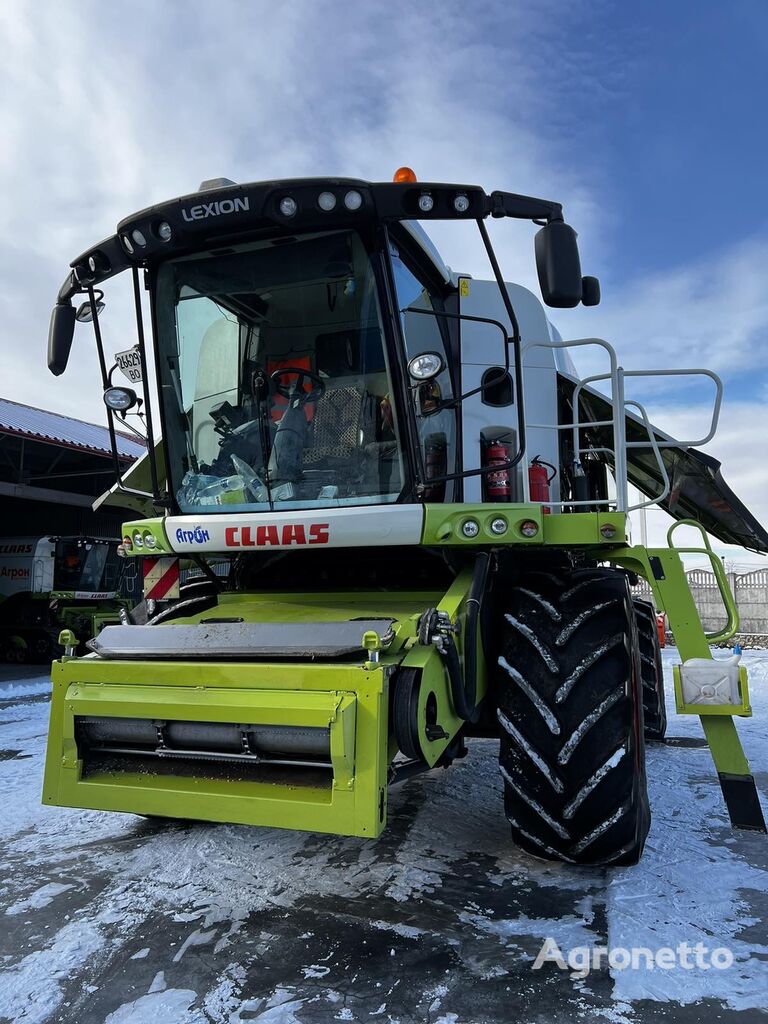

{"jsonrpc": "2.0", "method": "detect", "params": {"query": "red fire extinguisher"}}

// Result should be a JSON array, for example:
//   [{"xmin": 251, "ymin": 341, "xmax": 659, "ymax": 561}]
[
  {"xmin": 483, "ymin": 439, "xmax": 512, "ymax": 501},
  {"xmin": 528, "ymin": 457, "xmax": 557, "ymax": 514}
]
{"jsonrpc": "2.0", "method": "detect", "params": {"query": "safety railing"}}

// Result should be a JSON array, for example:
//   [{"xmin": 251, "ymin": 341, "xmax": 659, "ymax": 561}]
[{"xmin": 520, "ymin": 338, "xmax": 723, "ymax": 513}]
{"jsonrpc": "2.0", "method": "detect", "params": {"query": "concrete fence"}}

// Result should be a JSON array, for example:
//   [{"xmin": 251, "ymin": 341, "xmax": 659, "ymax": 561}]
[{"xmin": 634, "ymin": 567, "xmax": 768, "ymax": 635}]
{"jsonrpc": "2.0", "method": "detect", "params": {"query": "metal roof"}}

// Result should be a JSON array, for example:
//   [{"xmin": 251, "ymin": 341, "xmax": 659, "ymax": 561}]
[{"xmin": 0, "ymin": 397, "xmax": 145, "ymax": 460}]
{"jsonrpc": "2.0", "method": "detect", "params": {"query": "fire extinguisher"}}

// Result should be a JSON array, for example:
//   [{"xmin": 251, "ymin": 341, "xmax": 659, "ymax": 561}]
[
  {"xmin": 528, "ymin": 457, "xmax": 557, "ymax": 514},
  {"xmin": 483, "ymin": 439, "xmax": 511, "ymax": 501}
]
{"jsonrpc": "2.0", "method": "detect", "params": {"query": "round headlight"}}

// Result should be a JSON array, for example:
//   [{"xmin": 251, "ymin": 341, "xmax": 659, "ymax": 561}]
[
  {"xmin": 418, "ymin": 193, "xmax": 434, "ymax": 212},
  {"xmin": 132, "ymin": 530, "xmax": 144, "ymax": 548},
  {"xmin": 520, "ymin": 519, "xmax": 539, "ymax": 538},
  {"xmin": 318, "ymin": 191, "xmax": 337, "ymax": 211},
  {"xmin": 600, "ymin": 523, "xmax": 618, "ymax": 539},
  {"xmin": 122, "ymin": 234, "xmax": 134, "ymax": 254},
  {"xmin": 279, "ymin": 196, "xmax": 298, "ymax": 217},
  {"xmin": 453, "ymin": 194, "xmax": 470, "ymax": 213},
  {"xmin": 103, "ymin": 386, "xmax": 138, "ymax": 411},
  {"xmin": 461, "ymin": 519, "xmax": 480, "ymax": 539},
  {"xmin": 407, "ymin": 352, "xmax": 444, "ymax": 381},
  {"xmin": 157, "ymin": 221, "xmax": 173, "ymax": 242},
  {"xmin": 131, "ymin": 228, "xmax": 147, "ymax": 247},
  {"xmin": 344, "ymin": 190, "xmax": 363, "ymax": 211},
  {"xmin": 143, "ymin": 532, "xmax": 157, "ymax": 549},
  {"xmin": 490, "ymin": 517, "xmax": 508, "ymax": 536}
]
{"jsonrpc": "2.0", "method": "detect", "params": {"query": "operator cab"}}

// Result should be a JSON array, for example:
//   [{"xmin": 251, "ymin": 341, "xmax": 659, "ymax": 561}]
[
  {"xmin": 155, "ymin": 217, "xmax": 462, "ymax": 515},
  {"xmin": 46, "ymin": 172, "xmax": 595, "ymax": 518},
  {"xmin": 161, "ymin": 230, "xmax": 408, "ymax": 512}
]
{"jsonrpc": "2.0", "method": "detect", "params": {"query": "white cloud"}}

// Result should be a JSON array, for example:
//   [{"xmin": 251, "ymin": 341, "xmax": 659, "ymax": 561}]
[
  {"xmin": 0, "ymin": 2, "xmax": 765, "ymax": 555},
  {"xmin": 556, "ymin": 235, "xmax": 768, "ymax": 380},
  {"xmin": 0, "ymin": 1, "xmax": 601, "ymax": 422},
  {"xmin": 627, "ymin": 397, "xmax": 768, "ymax": 563}
]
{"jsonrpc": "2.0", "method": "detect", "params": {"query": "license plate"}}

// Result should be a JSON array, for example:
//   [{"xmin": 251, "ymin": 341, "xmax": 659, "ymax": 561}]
[{"xmin": 115, "ymin": 347, "xmax": 143, "ymax": 383}]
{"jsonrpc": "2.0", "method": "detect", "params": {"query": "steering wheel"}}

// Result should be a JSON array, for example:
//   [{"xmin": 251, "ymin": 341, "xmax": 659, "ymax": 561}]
[{"xmin": 269, "ymin": 366, "xmax": 325, "ymax": 405}]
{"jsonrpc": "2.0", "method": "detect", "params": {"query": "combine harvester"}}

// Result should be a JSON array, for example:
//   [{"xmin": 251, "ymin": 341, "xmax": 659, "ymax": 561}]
[
  {"xmin": 0, "ymin": 535, "xmax": 128, "ymax": 662},
  {"xmin": 43, "ymin": 169, "xmax": 767, "ymax": 864}
]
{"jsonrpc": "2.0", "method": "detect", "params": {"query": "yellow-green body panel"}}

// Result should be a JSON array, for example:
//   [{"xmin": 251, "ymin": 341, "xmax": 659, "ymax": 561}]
[
  {"xmin": 42, "ymin": 506, "xmax": 762, "ymax": 836},
  {"xmin": 44, "ymin": 655, "xmax": 392, "ymax": 837}
]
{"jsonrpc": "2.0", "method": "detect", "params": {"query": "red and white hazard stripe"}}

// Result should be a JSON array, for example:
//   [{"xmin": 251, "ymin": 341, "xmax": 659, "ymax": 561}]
[{"xmin": 143, "ymin": 557, "xmax": 180, "ymax": 601}]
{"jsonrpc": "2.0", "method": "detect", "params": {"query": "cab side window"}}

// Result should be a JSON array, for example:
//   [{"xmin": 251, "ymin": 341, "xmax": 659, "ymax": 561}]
[{"xmin": 390, "ymin": 245, "xmax": 457, "ymax": 500}]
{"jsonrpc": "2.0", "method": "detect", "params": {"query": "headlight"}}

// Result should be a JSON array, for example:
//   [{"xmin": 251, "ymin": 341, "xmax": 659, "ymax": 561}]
[
  {"xmin": 103, "ymin": 386, "xmax": 138, "ymax": 411},
  {"xmin": 318, "ymin": 191, "xmax": 336, "ymax": 211},
  {"xmin": 344, "ymin": 190, "xmax": 363, "ymax": 211},
  {"xmin": 461, "ymin": 519, "xmax": 480, "ymax": 539},
  {"xmin": 279, "ymin": 196, "xmax": 298, "ymax": 217},
  {"xmin": 408, "ymin": 352, "xmax": 444, "ymax": 381}
]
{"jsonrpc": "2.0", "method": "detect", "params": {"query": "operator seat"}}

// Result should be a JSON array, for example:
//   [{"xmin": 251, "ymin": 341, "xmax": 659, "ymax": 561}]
[{"xmin": 302, "ymin": 377, "xmax": 375, "ymax": 466}]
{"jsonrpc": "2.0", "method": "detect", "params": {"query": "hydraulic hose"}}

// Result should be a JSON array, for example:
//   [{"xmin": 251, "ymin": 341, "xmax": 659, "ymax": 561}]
[
  {"xmin": 438, "ymin": 550, "xmax": 492, "ymax": 722},
  {"xmin": 465, "ymin": 550, "xmax": 491, "ymax": 716},
  {"xmin": 442, "ymin": 633, "xmax": 469, "ymax": 720}
]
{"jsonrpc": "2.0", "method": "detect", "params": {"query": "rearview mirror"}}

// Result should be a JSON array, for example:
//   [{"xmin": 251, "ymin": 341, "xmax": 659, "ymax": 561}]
[
  {"xmin": 47, "ymin": 303, "xmax": 76, "ymax": 376},
  {"xmin": 534, "ymin": 222, "xmax": 584, "ymax": 308}
]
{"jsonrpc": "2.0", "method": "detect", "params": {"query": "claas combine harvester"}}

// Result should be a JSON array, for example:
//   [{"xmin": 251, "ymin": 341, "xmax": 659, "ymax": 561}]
[{"xmin": 43, "ymin": 169, "xmax": 767, "ymax": 864}]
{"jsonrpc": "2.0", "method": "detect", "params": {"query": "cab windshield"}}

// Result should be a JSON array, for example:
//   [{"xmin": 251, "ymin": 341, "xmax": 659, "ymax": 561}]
[
  {"xmin": 53, "ymin": 540, "xmax": 119, "ymax": 594},
  {"xmin": 155, "ymin": 231, "xmax": 405, "ymax": 513}
]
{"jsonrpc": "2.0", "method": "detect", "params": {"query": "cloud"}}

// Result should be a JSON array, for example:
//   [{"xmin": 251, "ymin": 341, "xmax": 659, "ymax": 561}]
[
  {"xmin": 0, "ymin": 2, "xmax": 764, "ymax": 553},
  {"xmin": 0, "ymin": 1, "xmax": 603, "ymax": 422},
  {"xmin": 627, "ymin": 397, "xmax": 768, "ymax": 562},
  {"xmin": 556, "ymin": 235, "xmax": 768, "ymax": 383}
]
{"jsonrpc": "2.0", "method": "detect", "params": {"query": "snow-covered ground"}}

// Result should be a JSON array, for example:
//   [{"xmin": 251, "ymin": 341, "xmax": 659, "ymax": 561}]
[{"xmin": 0, "ymin": 652, "xmax": 766, "ymax": 1024}]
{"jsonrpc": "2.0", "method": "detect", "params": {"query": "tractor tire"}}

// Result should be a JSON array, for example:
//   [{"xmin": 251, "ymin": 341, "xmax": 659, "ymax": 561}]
[
  {"xmin": 633, "ymin": 599, "xmax": 667, "ymax": 741},
  {"xmin": 496, "ymin": 568, "xmax": 650, "ymax": 866}
]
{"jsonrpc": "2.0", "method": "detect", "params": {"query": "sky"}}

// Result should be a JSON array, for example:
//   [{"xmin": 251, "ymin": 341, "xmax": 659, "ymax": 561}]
[{"xmin": 0, "ymin": 0, "xmax": 766, "ymax": 560}]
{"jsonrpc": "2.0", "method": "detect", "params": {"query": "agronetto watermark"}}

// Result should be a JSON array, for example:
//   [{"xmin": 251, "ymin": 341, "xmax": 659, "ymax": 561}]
[{"xmin": 532, "ymin": 937, "xmax": 734, "ymax": 980}]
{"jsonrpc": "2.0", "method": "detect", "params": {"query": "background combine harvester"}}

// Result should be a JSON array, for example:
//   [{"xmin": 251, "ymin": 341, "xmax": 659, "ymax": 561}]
[
  {"xmin": 43, "ymin": 168, "xmax": 767, "ymax": 865},
  {"xmin": 0, "ymin": 535, "xmax": 128, "ymax": 662}
]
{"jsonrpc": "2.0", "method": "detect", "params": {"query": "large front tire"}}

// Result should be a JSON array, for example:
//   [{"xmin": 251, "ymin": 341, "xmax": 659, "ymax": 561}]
[{"xmin": 496, "ymin": 568, "xmax": 650, "ymax": 866}]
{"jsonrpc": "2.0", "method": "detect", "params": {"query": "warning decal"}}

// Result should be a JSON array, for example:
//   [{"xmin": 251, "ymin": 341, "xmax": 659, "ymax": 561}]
[{"xmin": 143, "ymin": 557, "xmax": 180, "ymax": 601}]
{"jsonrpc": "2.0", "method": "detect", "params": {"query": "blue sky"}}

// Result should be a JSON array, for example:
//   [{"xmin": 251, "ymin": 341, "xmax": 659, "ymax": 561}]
[
  {"xmin": 0, "ymin": 0, "xmax": 766, "ymax": 553},
  {"xmin": 574, "ymin": 3, "xmax": 767, "ymax": 275}
]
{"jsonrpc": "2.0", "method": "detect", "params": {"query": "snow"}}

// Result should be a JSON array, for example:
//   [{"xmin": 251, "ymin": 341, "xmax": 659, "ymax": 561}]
[
  {"xmin": 103, "ymin": 989, "xmax": 199, "ymax": 1024},
  {"xmin": 496, "ymin": 706, "xmax": 564, "ymax": 792},
  {"xmin": 503, "ymin": 614, "xmax": 560, "ymax": 672},
  {"xmin": 555, "ymin": 634, "xmax": 624, "ymax": 702},
  {"xmin": 558, "ymin": 690, "xmax": 622, "ymax": 765},
  {"xmin": 498, "ymin": 655, "xmax": 561, "ymax": 734},
  {"xmin": 563, "ymin": 747, "xmax": 626, "ymax": 819},
  {"xmin": 5, "ymin": 882, "xmax": 74, "ymax": 917},
  {"xmin": 0, "ymin": 651, "xmax": 766, "ymax": 1021},
  {"xmin": 0, "ymin": 668, "xmax": 51, "ymax": 700}
]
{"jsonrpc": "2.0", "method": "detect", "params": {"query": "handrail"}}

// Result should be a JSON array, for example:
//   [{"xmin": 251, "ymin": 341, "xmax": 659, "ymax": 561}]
[
  {"xmin": 521, "ymin": 337, "xmax": 723, "ymax": 516},
  {"xmin": 667, "ymin": 519, "xmax": 740, "ymax": 643},
  {"xmin": 576, "ymin": 368, "xmax": 723, "ymax": 450},
  {"xmin": 625, "ymin": 399, "xmax": 671, "ymax": 511},
  {"xmin": 522, "ymin": 338, "xmax": 625, "ymax": 506}
]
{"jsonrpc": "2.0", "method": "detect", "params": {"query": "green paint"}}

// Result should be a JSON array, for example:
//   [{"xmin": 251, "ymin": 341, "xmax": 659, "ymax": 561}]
[
  {"xmin": 608, "ymin": 543, "xmax": 754, "ymax": 783},
  {"xmin": 44, "ymin": 502, "xmax": 756, "ymax": 835}
]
